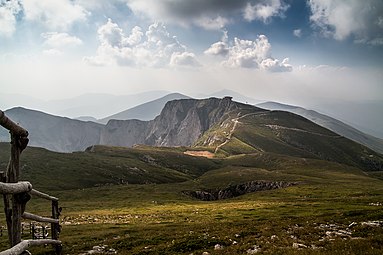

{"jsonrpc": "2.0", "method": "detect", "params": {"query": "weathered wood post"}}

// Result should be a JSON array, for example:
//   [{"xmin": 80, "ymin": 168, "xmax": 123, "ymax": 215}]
[
  {"xmin": 0, "ymin": 110, "xmax": 29, "ymax": 247},
  {"xmin": 51, "ymin": 200, "xmax": 62, "ymax": 253}
]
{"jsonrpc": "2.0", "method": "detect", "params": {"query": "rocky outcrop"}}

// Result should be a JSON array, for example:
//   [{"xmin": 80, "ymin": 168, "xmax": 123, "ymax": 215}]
[
  {"xmin": 145, "ymin": 97, "xmax": 237, "ymax": 146},
  {"xmin": 1, "ymin": 97, "xmax": 241, "ymax": 152},
  {"xmin": 100, "ymin": 97, "xmax": 240, "ymax": 147},
  {"xmin": 183, "ymin": 181, "xmax": 297, "ymax": 201}
]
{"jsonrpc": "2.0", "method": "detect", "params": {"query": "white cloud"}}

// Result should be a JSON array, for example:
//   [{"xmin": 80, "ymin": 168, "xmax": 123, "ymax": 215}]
[
  {"xmin": 309, "ymin": 0, "xmax": 383, "ymax": 44},
  {"xmin": 243, "ymin": 0, "xmax": 289, "ymax": 23},
  {"xmin": 204, "ymin": 41, "xmax": 229, "ymax": 56},
  {"xmin": 293, "ymin": 29, "xmax": 302, "ymax": 38},
  {"xmin": 205, "ymin": 33, "xmax": 292, "ymax": 72},
  {"xmin": 84, "ymin": 19, "xmax": 199, "ymax": 68},
  {"xmin": 260, "ymin": 57, "xmax": 292, "ymax": 72},
  {"xmin": 0, "ymin": 0, "xmax": 21, "ymax": 37},
  {"xmin": 23, "ymin": 0, "xmax": 88, "ymax": 31},
  {"xmin": 42, "ymin": 32, "xmax": 83, "ymax": 48},
  {"xmin": 170, "ymin": 52, "xmax": 200, "ymax": 67}
]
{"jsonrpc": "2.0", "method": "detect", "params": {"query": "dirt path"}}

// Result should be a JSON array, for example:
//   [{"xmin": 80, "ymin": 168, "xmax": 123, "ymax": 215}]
[
  {"xmin": 265, "ymin": 125, "xmax": 342, "ymax": 138},
  {"xmin": 214, "ymin": 112, "xmax": 266, "ymax": 154}
]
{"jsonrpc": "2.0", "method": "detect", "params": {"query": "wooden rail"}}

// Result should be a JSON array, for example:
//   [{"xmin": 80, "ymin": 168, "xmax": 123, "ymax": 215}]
[
  {"xmin": 30, "ymin": 189, "xmax": 58, "ymax": 202},
  {"xmin": 0, "ymin": 182, "xmax": 32, "ymax": 194},
  {"xmin": 0, "ymin": 110, "xmax": 62, "ymax": 254},
  {"xmin": 0, "ymin": 239, "xmax": 62, "ymax": 255}
]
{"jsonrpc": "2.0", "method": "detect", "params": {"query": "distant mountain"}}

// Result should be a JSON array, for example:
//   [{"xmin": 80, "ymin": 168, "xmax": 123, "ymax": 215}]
[
  {"xmin": 308, "ymin": 100, "xmax": 383, "ymax": 139},
  {"xmin": 2, "ymin": 99, "xmax": 382, "ymax": 173},
  {"xmin": 0, "ymin": 107, "xmax": 103, "ymax": 152},
  {"xmin": 0, "ymin": 91, "xmax": 170, "ymax": 119},
  {"xmin": 257, "ymin": 101, "xmax": 383, "ymax": 154},
  {"xmin": 99, "ymin": 93, "xmax": 191, "ymax": 124}
]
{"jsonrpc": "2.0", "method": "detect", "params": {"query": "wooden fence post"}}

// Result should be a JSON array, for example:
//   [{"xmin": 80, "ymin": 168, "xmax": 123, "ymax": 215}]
[{"xmin": 51, "ymin": 201, "xmax": 62, "ymax": 254}]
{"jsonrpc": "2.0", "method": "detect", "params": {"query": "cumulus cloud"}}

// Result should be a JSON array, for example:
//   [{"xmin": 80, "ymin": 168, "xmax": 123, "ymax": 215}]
[
  {"xmin": 84, "ymin": 19, "xmax": 199, "ymax": 68},
  {"xmin": 170, "ymin": 52, "xmax": 200, "ymax": 67},
  {"xmin": 23, "ymin": 0, "xmax": 88, "ymax": 31},
  {"xmin": 308, "ymin": 0, "xmax": 383, "ymax": 44},
  {"xmin": 0, "ymin": 0, "xmax": 22, "ymax": 37},
  {"xmin": 243, "ymin": 0, "xmax": 289, "ymax": 23},
  {"xmin": 126, "ymin": 0, "xmax": 289, "ymax": 29},
  {"xmin": 205, "ymin": 33, "xmax": 292, "ymax": 72}
]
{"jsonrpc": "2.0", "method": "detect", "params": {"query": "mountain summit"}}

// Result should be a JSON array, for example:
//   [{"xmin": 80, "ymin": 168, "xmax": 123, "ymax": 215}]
[{"xmin": 1, "ymin": 97, "xmax": 382, "ymax": 172}]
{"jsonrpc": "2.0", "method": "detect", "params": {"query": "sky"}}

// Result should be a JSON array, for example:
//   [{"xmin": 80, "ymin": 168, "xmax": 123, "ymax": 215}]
[{"xmin": 0, "ymin": 0, "xmax": 383, "ymax": 108}]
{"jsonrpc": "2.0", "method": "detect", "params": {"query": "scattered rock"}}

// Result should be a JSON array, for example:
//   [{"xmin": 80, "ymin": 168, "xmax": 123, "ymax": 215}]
[
  {"xmin": 79, "ymin": 245, "xmax": 117, "ymax": 254},
  {"xmin": 292, "ymin": 243, "xmax": 307, "ymax": 249},
  {"xmin": 361, "ymin": 221, "xmax": 383, "ymax": 227},
  {"xmin": 247, "ymin": 245, "xmax": 261, "ymax": 254},
  {"xmin": 214, "ymin": 244, "xmax": 224, "ymax": 250},
  {"xmin": 270, "ymin": 235, "xmax": 278, "ymax": 240}
]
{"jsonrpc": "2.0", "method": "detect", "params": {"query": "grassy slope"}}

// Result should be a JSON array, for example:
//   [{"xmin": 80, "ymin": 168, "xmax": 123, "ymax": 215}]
[
  {"xmin": 219, "ymin": 111, "xmax": 383, "ymax": 171},
  {"xmin": 15, "ymin": 155, "xmax": 383, "ymax": 255},
  {"xmin": 0, "ymin": 142, "xmax": 382, "ymax": 254},
  {"xmin": 0, "ymin": 143, "xmax": 220, "ymax": 191},
  {"xmin": 1, "ymin": 105, "xmax": 383, "ymax": 254}
]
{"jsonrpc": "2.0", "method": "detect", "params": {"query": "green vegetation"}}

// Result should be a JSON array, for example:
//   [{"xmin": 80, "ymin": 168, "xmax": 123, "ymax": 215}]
[
  {"xmin": 0, "ymin": 141, "xmax": 382, "ymax": 254},
  {"xmin": 1, "ymin": 104, "xmax": 383, "ymax": 254}
]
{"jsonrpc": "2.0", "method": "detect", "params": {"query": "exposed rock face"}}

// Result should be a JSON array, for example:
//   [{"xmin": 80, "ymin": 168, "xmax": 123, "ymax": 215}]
[
  {"xmin": 1, "ymin": 97, "xmax": 239, "ymax": 152},
  {"xmin": 183, "ymin": 181, "xmax": 297, "ymax": 201},
  {"xmin": 100, "ymin": 97, "xmax": 238, "ymax": 147},
  {"xmin": 146, "ymin": 97, "xmax": 236, "ymax": 146}
]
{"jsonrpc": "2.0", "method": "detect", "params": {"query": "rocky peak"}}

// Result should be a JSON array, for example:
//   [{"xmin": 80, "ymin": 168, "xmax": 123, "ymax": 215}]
[{"xmin": 145, "ymin": 97, "xmax": 238, "ymax": 146}]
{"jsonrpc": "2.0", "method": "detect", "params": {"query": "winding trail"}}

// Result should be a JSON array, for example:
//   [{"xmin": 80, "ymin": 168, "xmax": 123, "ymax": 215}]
[{"xmin": 214, "ymin": 112, "xmax": 266, "ymax": 154}]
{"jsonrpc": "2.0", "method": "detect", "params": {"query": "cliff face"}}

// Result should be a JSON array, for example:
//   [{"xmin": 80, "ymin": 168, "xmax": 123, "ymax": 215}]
[
  {"xmin": 100, "ymin": 97, "xmax": 238, "ymax": 147},
  {"xmin": 0, "ymin": 98, "xmax": 240, "ymax": 152},
  {"xmin": 146, "ymin": 97, "xmax": 236, "ymax": 146}
]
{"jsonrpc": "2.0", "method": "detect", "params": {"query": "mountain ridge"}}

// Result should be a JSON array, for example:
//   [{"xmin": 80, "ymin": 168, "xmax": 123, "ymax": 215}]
[
  {"xmin": 1, "ymin": 98, "xmax": 382, "ymax": 172},
  {"xmin": 257, "ymin": 101, "xmax": 383, "ymax": 154}
]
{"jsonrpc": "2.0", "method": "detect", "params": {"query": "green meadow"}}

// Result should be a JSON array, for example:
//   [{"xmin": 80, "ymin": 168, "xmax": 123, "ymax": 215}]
[{"xmin": 1, "ymin": 143, "xmax": 382, "ymax": 254}]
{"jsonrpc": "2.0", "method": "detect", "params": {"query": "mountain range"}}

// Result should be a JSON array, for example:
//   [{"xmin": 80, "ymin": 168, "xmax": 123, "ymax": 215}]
[{"xmin": 1, "ymin": 97, "xmax": 382, "ymax": 173}]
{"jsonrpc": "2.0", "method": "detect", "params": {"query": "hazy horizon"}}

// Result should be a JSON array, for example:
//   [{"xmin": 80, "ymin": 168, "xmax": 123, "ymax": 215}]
[{"xmin": 1, "ymin": 0, "xmax": 382, "ymax": 136}]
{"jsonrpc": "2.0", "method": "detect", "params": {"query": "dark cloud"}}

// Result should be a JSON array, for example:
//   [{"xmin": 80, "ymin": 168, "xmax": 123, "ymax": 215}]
[{"xmin": 126, "ymin": 0, "xmax": 289, "ymax": 29}]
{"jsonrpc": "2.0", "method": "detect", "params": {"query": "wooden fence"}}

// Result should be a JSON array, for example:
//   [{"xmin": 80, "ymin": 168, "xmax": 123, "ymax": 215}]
[{"xmin": 0, "ymin": 110, "xmax": 62, "ymax": 255}]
